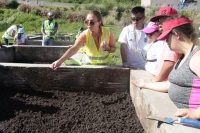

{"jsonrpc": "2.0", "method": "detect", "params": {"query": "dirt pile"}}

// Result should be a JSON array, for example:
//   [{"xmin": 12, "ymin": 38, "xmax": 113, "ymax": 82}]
[{"xmin": 0, "ymin": 87, "xmax": 144, "ymax": 133}]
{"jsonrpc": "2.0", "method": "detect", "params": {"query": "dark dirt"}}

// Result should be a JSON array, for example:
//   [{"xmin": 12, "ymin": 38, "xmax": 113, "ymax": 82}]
[{"xmin": 0, "ymin": 87, "xmax": 144, "ymax": 133}]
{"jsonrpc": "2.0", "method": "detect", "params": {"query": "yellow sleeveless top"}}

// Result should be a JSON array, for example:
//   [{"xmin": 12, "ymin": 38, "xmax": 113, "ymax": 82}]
[{"xmin": 83, "ymin": 27, "xmax": 110, "ymax": 64}]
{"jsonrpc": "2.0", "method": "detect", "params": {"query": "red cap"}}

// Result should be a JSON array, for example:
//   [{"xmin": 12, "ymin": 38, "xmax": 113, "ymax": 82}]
[
  {"xmin": 150, "ymin": 6, "xmax": 178, "ymax": 22},
  {"xmin": 157, "ymin": 17, "xmax": 192, "ymax": 40}
]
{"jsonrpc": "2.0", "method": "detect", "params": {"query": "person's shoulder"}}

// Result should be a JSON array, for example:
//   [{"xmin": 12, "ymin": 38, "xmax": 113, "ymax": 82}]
[
  {"xmin": 156, "ymin": 40, "xmax": 168, "ymax": 45},
  {"xmin": 120, "ymin": 24, "xmax": 132, "ymax": 34},
  {"xmin": 123, "ymin": 24, "xmax": 132, "ymax": 30},
  {"xmin": 79, "ymin": 30, "xmax": 87, "ymax": 38},
  {"xmin": 190, "ymin": 47, "xmax": 200, "ymax": 76}
]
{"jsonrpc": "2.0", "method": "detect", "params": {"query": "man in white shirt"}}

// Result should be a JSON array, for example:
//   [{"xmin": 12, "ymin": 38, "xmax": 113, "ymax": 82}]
[{"xmin": 118, "ymin": 6, "xmax": 147, "ymax": 69}]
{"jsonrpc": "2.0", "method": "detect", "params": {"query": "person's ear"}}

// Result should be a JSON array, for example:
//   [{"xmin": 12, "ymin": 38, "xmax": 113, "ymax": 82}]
[{"xmin": 172, "ymin": 31, "xmax": 180, "ymax": 40}]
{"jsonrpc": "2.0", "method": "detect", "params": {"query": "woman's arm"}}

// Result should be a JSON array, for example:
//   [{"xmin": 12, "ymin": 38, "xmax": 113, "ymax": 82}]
[
  {"xmin": 108, "ymin": 32, "xmax": 116, "ymax": 53},
  {"xmin": 52, "ymin": 32, "xmax": 86, "ymax": 70},
  {"xmin": 132, "ymin": 79, "xmax": 170, "ymax": 93}
]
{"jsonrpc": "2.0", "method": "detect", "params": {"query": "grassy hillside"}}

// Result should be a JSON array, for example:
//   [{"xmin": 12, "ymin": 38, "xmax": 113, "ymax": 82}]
[{"xmin": 1, "ymin": 1, "xmax": 200, "ymax": 40}]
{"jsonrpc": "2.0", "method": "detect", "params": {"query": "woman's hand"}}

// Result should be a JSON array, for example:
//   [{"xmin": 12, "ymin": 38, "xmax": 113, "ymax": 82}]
[
  {"xmin": 52, "ymin": 60, "xmax": 62, "ymax": 70},
  {"xmin": 175, "ymin": 108, "xmax": 200, "ymax": 120},
  {"xmin": 132, "ymin": 79, "xmax": 145, "ymax": 88}
]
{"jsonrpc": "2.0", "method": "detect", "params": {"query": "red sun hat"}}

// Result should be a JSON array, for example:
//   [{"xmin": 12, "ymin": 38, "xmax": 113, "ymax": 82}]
[
  {"xmin": 150, "ymin": 6, "xmax": 178, "ymax": 22},
  {"xmin": 157, "ymin": 17, "xmax": 192, "ymax": 40}
]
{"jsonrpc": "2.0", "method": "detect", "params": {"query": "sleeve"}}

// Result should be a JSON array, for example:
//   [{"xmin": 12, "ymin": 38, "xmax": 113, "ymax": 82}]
[
  {"xmin": 163, "ymin": 43, "xmax": 179, "ymax": 62},
  {"xmin": 118, "ymin": 27, "xmax": 128, "ymax": 45}
]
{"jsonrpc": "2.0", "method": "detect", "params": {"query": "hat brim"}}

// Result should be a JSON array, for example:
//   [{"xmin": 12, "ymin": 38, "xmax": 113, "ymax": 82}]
[
  {"xmin": 142, "ymin": 27, "xmax": 157, "ymax": 34},
  {"xmin": 157, "ymin": 29, "xmax": 171, "ymax": 40},
  {"xmin": 150, "ymin": 15, "xmax": 166, "ymax": 22}
]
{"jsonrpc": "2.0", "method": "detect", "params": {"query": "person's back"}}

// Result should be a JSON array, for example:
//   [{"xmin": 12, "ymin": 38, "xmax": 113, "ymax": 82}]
[
  {"xmin": 118, "ymin": 6, "xmax": 147, "ymax": 69},
  {"xmin": 2, "ymin": 25, "xmax": 18, "ymax": 45},
  {"xmin": 14, "ymin": 27, "xmax": 27, "ymax": 45}
]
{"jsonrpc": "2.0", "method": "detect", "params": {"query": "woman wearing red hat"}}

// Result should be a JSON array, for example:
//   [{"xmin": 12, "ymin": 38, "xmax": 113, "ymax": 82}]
[{"xmin": 132, "ymin": 17, "xmax": 200, "ymax": 120}]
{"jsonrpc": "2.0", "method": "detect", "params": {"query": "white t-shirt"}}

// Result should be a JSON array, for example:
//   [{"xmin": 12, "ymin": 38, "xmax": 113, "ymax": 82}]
[
  {"xmin": 2, "ymin": 25, "xmax": 17, "ymax": 39},
  {"xmin": 118, "ymin": 24, "xmax": 147, "ymax": 69},
  {"xmin": 144, "ymin": 40, "xmax": 168, "ymax": 76}
]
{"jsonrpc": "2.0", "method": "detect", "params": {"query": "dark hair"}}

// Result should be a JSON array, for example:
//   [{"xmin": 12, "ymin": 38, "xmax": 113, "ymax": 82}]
[
  {"xmin": 173, "ymin": 23, "xmax": 199, "ymax": 45},
  {"xmin": 87, "ymin": 10, "xmax": 103, "ymax": 26},
  {"xmin": 131, "ymin": 6, "xmax": 145, "ymax": 14}
]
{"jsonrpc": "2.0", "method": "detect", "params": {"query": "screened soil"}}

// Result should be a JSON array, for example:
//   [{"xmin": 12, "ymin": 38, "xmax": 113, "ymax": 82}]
[{"xmin": 0, "ymin": 87, "xmax": 144, "ymax": 133}]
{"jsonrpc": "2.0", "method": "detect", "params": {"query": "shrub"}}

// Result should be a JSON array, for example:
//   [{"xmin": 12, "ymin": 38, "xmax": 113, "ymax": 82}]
[
  {"xmin": 54, "ymin": 8, "xmax": 62, "ymax": 18},
  {"xmin": 31, "ymin": 7, "xmax": 42, "ymax": 16},
  {"xmin": 0, "ymin": 0, "xmax": 6, "ymax": 8},
  {"xmin": 104, "ymin": 16, "xmax": 117, "ymax": 25},
  {"xmin": 67, "ymin": 13, "xmax": 86, "ymax": 22},
  {"xmin": 84, "ymin": 4, "xmax": 109, "ymax": 17},
  {"xmin": 6, "ymin": 15, "xmax": 16, "ymax": 24},
  {"xmin": 17, "ymin": 4, "xmax": 32, "ymax": 13},
  {"xmin": 6, "ymin": 0, "xmax": 19, "ymax": 9},
  {"xmin": 0, "ymin": 21, "xmax": 9, "ymax": 31}
]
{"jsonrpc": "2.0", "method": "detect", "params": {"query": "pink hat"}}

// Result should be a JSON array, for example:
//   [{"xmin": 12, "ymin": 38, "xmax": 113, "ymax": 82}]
[
  {"xmin": 142, "ymin": 22, "xmax": 159, "ymax": 34},
  {"xmin": 157, "ymin": 17, "xmax": 192, "ymax": 40},
  {"xmin": 150, "ymin": 6, "xmax": 178, "ymax": 22}
]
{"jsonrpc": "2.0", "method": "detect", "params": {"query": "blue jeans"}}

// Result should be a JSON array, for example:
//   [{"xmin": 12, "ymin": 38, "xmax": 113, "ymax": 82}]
[{"xmin": 42, "ymin": 37, "xmax": 54, "ymax": 46}]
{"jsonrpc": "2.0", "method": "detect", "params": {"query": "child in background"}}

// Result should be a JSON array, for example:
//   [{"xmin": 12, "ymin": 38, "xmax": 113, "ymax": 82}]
[{"xmin": 14, "ymin": 27, "xmax": 28, "ymax": 45}]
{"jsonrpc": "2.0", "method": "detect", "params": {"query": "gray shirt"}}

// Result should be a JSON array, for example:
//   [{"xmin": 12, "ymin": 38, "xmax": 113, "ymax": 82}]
[{"xmin": 168, "ymin": 46, "xmax": 200, "ymax": 108}]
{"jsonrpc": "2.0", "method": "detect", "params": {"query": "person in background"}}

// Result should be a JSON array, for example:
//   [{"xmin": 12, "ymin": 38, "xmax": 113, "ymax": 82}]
[
  {"xmin": 41, "ymin": 11, "xmax": 58, "ymax": 46},
  {"xmin": 150, "ymin": 6, "xmax": 179, "ymax": 81},
  {"xmin": 132, "ymin": 17, "xmax": 200, "ymax": 113},
  {"xmin": 14, "ymin": 27, "xmax": 28, "ymax": 45},
  {"xmin": 142, "ymin": 22, "xmax": 169, "ymax": 77},
  {"xmin": 2, "ymin": 24, "xmax": 22, "ymax": 45},
  {"xmin": 52, "ymin": 10, "xmax": 116, "ymax": 69},
  {"xmin": 118, "ymin": 6, "xmax": 147, "ymax": 69}
]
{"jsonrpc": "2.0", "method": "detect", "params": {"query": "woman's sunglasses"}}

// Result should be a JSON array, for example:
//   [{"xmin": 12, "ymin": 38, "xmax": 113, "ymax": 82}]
[
  {"xmin": 131, "ymin": 16, "xmax": 144, "ymax": 21},
  {"xmin": 84, "ymin": 20, "xmax": 97, "ymax": 25}
]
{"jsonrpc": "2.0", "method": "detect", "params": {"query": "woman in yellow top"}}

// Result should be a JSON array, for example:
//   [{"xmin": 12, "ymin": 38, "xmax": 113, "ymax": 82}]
[{"xmin": 52, "ymin": 10, "xmax": 116, "ymax": 70}]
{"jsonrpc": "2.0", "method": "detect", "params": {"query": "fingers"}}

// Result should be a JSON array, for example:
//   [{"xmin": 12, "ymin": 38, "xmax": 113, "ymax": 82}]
[
  {"xmin": 175, "ymin": 108, "xmax": 189, "ymax": 117},
  {"xmin": 131, "ymin": 79, "xmax": 144, "ymax": 88},
  {"xmin": 52, "ymin": 63, "xmax": 57, "ymax": 70},
  {"xmin": 52, "ymin": 61, "xmax": 60, "ymax": 70}
]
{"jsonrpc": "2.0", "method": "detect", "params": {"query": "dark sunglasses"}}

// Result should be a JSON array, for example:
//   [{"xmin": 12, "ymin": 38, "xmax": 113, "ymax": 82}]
[
  {"xmin": 131, "ymin": 16, "xmax": 144, "ymax": 21},
  {"xmin": 84, "ymin": 20, "xmax": 97, "ymax": 25}
]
